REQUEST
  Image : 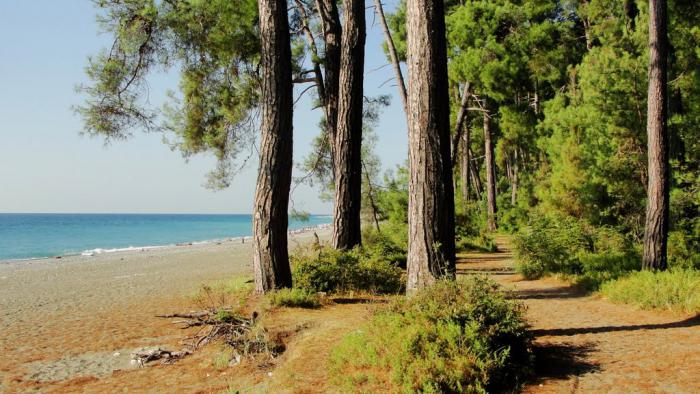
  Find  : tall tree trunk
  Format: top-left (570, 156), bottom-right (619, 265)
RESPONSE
top-left (331, 0), bottom-right (365, 250)
top-left (253, 0), bottom-right (294, 293)
top-left (315, 0), bottom-right (342, 166)
top-left (642, 0), bottom-right (669, 271)
top-left (483, 101), bottom-right (498, 232)
top-left (511, 149), bottom-right (519, 205)
top-left (405, 0), bottom-right (456, 292)
top-left (460, 130), bottom-right (470, 201)
top-left (374, 0), bottom-right (408, 114)
top-left (469, 147), bottom-right (483, 201)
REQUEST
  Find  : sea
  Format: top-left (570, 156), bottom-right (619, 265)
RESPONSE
top-left (0, 213), bottom-right (331, 261)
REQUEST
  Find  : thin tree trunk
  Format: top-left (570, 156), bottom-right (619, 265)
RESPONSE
top-left (253, 0), bottom-right (294, 293)
top-left (374, 0), bottom-right (408, 114)
top-left (642, 0), bottom-right (669, 271)
top-left (451, 82), bottom-right (471, 164)
top-left (511, 149), bottom-right (518, 205)
top-left (483, 100), bottom-right (498, 232)
top-left (469, 147), bottom-right (483, 201)
top-left (315, 0), bottom-right (342, 166)
top-left (460, 130), bottom-right (470, 201)
top-left (405, 0), bottom-right (456, 292)
top-left (332, 0), bottom-right (365, 250)
top-left (362, 161), bottom-right (382, 233)
top-left (294, 0), bottom-right (326, 101)
top-left (581, 0), bottom-right (593, 50)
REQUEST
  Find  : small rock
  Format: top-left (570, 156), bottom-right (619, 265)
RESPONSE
top-left (113, 352), bottom-right (120, 357)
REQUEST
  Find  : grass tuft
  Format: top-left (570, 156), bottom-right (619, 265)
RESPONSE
top-left (267, 288), bottom-right (322, 309)
top-left (600, 269), bottom-right (700, 314)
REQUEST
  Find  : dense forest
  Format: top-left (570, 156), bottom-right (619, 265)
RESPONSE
top-left (77, 0), bottom-right (699, 390)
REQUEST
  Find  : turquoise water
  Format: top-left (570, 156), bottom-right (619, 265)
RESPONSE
top-left (0, 213), bottom-right (331, 261)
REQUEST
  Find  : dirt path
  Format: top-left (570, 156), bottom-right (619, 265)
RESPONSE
top-left (457, 236), bottom-right (700, 394)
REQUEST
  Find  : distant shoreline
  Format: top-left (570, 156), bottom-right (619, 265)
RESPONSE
top-left (0, 222), bottom-right (331, 264)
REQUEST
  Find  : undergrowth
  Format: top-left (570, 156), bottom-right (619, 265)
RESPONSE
top-left (267, 288), bottom-right (322, 309)
top-left (601, 269), bottom-right (700, 314)
top-left (291, 244), bottom-right (405, 294)
top-left (329, 277), bottom-right (533, 393)
top-left (513, 213), bottom-right (639, 289)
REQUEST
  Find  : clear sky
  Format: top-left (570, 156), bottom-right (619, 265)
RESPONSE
top-left (0, 0), bottom-right (408, 214)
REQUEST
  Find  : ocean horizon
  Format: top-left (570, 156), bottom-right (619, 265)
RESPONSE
top-left (0, 213), bottom-right (332, 261)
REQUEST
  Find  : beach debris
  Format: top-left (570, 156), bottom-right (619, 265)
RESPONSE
top-left (130, 347), bottom-right (192, 367)
top-left (154, 309), bottom-right (282, 366)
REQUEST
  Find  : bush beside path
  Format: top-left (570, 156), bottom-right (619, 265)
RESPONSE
top-left (458, 235), bottom-right (700, 393)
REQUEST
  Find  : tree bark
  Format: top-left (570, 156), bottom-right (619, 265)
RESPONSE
top-left (315, 0), bottom-right (342, 165)
top-left (483, 100), bottom-right (498, 232)
top-left (253, 0), bottom-right (294, 293)
top-left (642, 0), bottom-right (669, 271)
top-left (374, 0), bottom-right (408, 114)
top-left (405, 0), bottom-right (456, 292)
top-left (331, 0), bottom-right (365, 250)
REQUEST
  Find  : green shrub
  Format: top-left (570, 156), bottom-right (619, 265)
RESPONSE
top-left (513, 213), bottom-right (639, 286)
top-left (329, 278), bottom-right (533, 393)
top-left (600, 269), bottom-right (700, 313)
top-left (456, 233), bottom-right (498, 253)
top-left (513, 213), bottom-right (592, 279)
top-left (291, 246), bottom-right (405, 294)
top-left (572, 252), bottom-right (639, 290)
top-left (455, 201), bottom-right (483, 239)
top-left (362, 224), bottom-right (408, 268)
top-left (668, 230), bottom-right (700, 270)
top-left (267, 288), bottom-right (321, 309)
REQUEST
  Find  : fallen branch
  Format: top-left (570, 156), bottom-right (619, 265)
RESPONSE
top-left (131, 348), bottom-right (192, 367)
top-left (142, 309), bottom-right (277, 367)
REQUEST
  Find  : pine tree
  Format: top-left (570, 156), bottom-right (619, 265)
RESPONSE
top-left (405, 0), bottom-right (456, 292)
top-left (332, 0), bottom-right (366, 250)
top-left (642, 0), bottom-right (670, 270)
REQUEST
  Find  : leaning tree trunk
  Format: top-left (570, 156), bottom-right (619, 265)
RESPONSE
top-left (374, 0), bottom-right (408, 114)
top-left (252, 0), bottom-right (294, 293)
top-left (642, 0), bottom-right (669, 271)
top-left (405, 0), bottom-right (456, 292)
top-left (483, 100), bottom-right (498, 232)
top-left (315, 0), bottom-right (342, 165)
top-left (331, 0), bottom-right (365, 250)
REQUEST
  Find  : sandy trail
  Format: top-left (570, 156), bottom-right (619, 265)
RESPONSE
top-left (457, 236), bottom-right (700, 394)
top-left (3, 231), bottom-right (698, 393)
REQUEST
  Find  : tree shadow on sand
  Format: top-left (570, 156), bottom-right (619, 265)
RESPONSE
top-left (456, 267), bottom-right (516, 276)
top-left (530, 341), bottom-right (600, 383)
top-left (531, 315), bottom-right (700, 337)
top-left (508, 284), bottom-right (587, 300)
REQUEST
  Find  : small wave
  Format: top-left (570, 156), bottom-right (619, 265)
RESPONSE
top-left (81, 245), bottom-right (169, 256)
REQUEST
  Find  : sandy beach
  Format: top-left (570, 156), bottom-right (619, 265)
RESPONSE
top-left (0, 226), bottom-right (330, 392)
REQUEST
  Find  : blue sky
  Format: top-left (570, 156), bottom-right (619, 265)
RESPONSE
top-left (0, 0), bottom-right (408, 214)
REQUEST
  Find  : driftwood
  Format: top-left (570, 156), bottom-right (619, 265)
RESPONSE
top-left (138, 309), bottom-right (276, 367)
top-left (131, 348), bottom-right (192, 367)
